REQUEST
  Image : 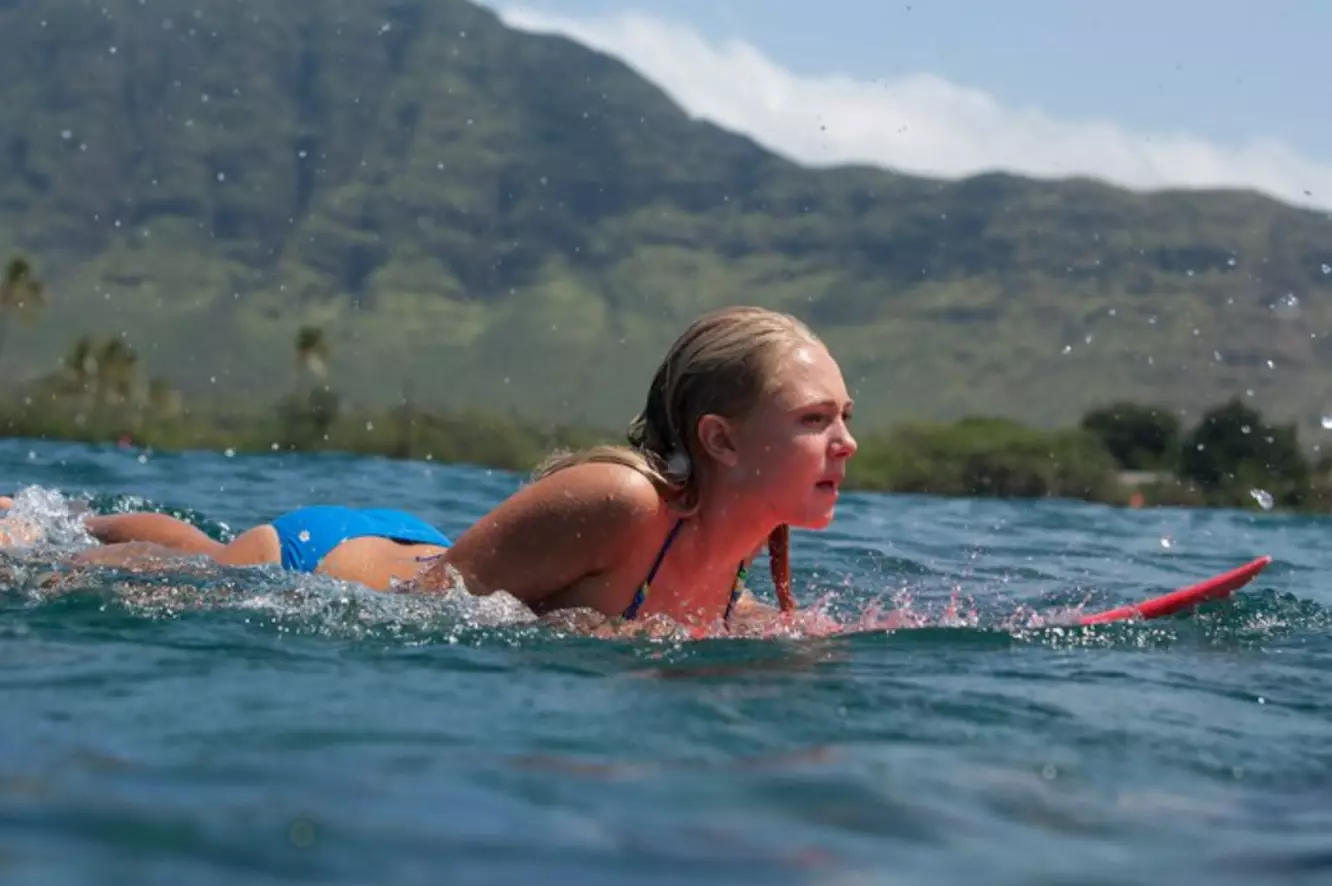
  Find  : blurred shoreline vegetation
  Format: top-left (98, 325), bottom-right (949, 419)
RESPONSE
top-left (3, 0), bottom-right (1329, 515)
top-left (4, 0), bottom-right (1332, 440)
top-left (2, 258), bottom-right (1327, 516)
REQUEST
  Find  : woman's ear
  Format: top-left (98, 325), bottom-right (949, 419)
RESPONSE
top-left (696, 414), bottom-right (739, 467)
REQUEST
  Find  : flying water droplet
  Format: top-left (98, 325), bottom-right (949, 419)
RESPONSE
top-left (1272, 292), bottom-right (1301, 318)
top-left (1249, 489), bottom-right (1274, 511)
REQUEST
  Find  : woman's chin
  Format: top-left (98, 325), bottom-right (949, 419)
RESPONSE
top-left (790, 506), bottom-right (838, 531)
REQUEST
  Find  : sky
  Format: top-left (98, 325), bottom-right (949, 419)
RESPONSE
top-left (483, 0), bottom-right (1332, 211)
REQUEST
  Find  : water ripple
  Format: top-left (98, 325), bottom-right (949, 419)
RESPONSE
top-left (1, 438), bottom-right (1331, 885)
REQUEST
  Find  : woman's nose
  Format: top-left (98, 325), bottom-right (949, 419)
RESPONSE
top-left (833, 423), bottom-right (857, 459)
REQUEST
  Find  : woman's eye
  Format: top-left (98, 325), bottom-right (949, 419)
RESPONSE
top-left (802, 413), bottom-right (829, 426)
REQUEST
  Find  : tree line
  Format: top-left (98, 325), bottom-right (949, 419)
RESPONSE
top-left (1, 252), bottom-right (1327, 512)
top-left (1077, 398), bottom-right (1321, 509)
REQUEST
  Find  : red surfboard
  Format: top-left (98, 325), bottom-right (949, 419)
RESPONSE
top-left (1077, 555), bottom-right (1272, 625)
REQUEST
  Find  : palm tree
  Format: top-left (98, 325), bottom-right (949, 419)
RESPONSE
top-left (147, 377), bottom-right (182, 418)
top-left (64, 335), bottom-right (98, 398)
top-left (75, 337), bottom-right (137, 433)
top-left (282, 325), bottom-right (337, 446)
top-left (294, 325), bottom-right (329, 386)
top-left (0, 256), bottom-right (46, 369)
top-left (96, 338), bottom-right (138, 406)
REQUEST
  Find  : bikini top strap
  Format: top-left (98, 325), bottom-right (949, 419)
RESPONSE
top-left (621, 518), bottom-right (686, 620)
top-left (645, 518), bottom-right (685, 586)
top-left (723, 562), bottom-right (748, 623)
top-left (623, 521), bottom-right (751, 625)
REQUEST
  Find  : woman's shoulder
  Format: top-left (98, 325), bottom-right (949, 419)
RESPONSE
top-left (521, 459), bottom-right (668, 527)
top-left (426, 458), bottom-right (674, 603)
top-left (459, 458), bottom-right (673, 549)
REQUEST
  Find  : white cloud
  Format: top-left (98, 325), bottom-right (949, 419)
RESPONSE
top-left (496, 5), bottom-right (1332, 212)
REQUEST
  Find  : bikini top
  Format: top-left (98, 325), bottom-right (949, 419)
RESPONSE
top-left (620, 518), bottom-right (747, 623)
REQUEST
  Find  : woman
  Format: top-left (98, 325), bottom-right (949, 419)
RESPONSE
top-left (412, 304), bottom-right (856, 629)
top-left (6, 306), bottom-right (858, 631)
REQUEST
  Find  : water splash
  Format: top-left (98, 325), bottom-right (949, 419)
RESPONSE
top-left (1249, 489), bottom-right (1275, 511)
top-left (0, 480), bottom-right (1318, 653)
top-left (1, 486), bottom-right (96, 550)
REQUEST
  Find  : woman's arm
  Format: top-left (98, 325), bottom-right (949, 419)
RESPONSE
top-left (415, 462), bottom-right (666, 608)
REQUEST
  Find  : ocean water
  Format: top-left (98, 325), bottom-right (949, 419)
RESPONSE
top-left (0, 437), bottom-right (1329, 885)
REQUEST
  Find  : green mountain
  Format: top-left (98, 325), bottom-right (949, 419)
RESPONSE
top-left (4, 0), bottom-right (1332, 435)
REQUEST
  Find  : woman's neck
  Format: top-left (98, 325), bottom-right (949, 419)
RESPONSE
top-left (679, 486), bottom-right (774, 574)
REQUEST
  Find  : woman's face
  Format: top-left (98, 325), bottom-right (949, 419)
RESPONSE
top-left (706, 341), bottom-right (858, 529)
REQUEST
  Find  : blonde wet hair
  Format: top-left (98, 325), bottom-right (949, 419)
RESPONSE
top-left (536, 305), bottom-right (821, 502)
top-left (535, 305), bottom-right (820, 611)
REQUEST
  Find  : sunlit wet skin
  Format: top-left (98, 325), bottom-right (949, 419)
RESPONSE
top-left (62, 527), bottom-right (451, 592)
top-left (4, 499), bottom-right (909, 641)
top-left (4, 491), bottom-right (1025, 639)
top-left (0, 502), bottom-right (448, 593)
top-left (313, 535), bottom-right (450, 590)
top-left (5, 502), bottom-right (917, 641)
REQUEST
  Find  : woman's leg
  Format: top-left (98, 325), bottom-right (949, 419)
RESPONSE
top-left (4, 500), bottom-right (282, 571)
top-left (72, 524), bottom-right (281, 569)
top-left (316, 537), bottom-right (449, 591)
top-left (0, 499), bottom-right (226, 554)
top-left (84, 513), bottom-right (226, 555)
top-left (210, 525), bottom-right (282, 566)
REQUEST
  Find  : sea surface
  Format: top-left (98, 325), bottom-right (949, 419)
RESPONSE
top-left (1, 437), bottom-right (1329, 885)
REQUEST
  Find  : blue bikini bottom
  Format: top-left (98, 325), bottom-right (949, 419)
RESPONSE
top-left (269, 506), bottom-right (452, 573)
